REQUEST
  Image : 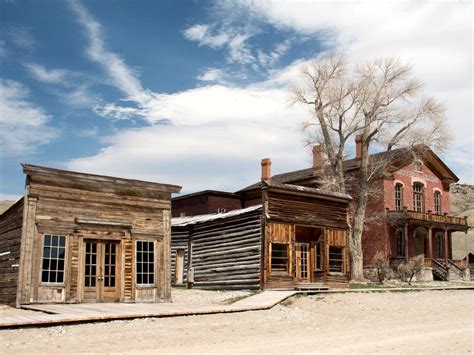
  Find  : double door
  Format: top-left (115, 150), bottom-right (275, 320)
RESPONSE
top-left (83, 240), bottom-right (121, 302)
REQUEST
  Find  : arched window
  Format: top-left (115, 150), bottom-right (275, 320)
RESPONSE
top-left (395, 183), bottom-right (403, 210)
top-left (396, 229), bottom-right (405, 257)
top-left (434, 191), bottom-right (441, 215)
top-left (413, 182), bottom-right (424, 212)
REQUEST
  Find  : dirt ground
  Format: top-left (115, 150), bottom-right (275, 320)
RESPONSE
top-left (1, 290), bottom-right (473, 354)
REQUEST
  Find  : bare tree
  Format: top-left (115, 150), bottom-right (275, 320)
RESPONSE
top-left (291, 53), bottom-right (449, 281)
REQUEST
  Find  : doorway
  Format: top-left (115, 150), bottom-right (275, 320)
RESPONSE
top-left (83, 240), bottom-right (121, 302)
top-left (296, 243), bottom-right (310, 281)
top-left (175, 249), bottom-right (185, 285)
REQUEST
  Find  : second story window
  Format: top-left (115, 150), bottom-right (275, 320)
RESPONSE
top-left (434, 191), bottom-right (441, 214)
top-left (413, 182), bottom-right (424, 212)
top-left (395, 183), bottom-right (403, 210)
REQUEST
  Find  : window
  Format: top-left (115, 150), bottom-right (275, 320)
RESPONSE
top-left (314, 242), bottom-right (323, 270)
top-left (413, 182), bottom-right (424, 212)
top-left (217, 208), bottom-right (226, 213)
top-left (41, 234), bottom-right (66, 284)
top-left (434, 191), bottom-right (441, 215)
top-left (271, 243), bottom-right (288, 272)
top-left (395, 183), bottom-right (403, 210)
top-left (436, 233), bottom-right (443, 259)
top-left (396, 230), bottom-right (405, 257)
top-left (136, 241), bottom-right (155, 285)
top-left (414, 161), bottom-right (422, 171)
top-left (328, 246), bottom-right (344, 273)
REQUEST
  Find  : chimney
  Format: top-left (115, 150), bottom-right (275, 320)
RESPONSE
top-left (312, 144), bottom-right (324, 175)
top-left (355, 134), bottom-right (363, 167)
top-left (261, 158), bottom-right (272, 181)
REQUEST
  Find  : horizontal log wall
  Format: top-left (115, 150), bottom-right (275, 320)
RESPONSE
top-left (171, 210), bottom-right (262, 290)
top-left (0, 199), bottom-right (23, 305)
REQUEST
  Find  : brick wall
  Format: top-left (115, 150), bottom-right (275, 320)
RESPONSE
top-left (384, 162), bottom-right (450, 214)
top-left (172, 194), bottom-right (242, 217)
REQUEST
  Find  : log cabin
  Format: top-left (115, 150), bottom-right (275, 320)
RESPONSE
top-left (0, 164), bottom-right (181, 306)
top-left (171, 160), bottom-right (352, 290)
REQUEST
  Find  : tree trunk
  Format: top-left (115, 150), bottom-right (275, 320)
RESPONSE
top-left (350, 177), bottom-right (369, 281)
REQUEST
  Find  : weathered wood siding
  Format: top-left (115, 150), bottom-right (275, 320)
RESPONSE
top-left (0, 199), bottom-right (24, 305)
top-left (171, 208), bottom-right (262, 290)
top-left (171, 228), bottom-right (190, 285)
top-left (266, 191), bottom-right (348, 229)
top-left (16, 164), bottom-right (180, 305)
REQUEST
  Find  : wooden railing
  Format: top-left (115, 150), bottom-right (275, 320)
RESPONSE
top-left (388, 209), bottom-right (468, 226)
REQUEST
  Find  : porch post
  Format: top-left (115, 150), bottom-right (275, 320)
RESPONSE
top-left (427, 226), bottom-right (433, 259)
top-left (444, 228), bottom-right (449, 265)
top-left (404, 223), bottom-right (409, 263)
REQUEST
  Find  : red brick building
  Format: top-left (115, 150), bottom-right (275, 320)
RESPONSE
top-left (172, 139), bottom-right (469, 280)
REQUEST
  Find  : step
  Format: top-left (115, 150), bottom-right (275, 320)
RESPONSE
top-left (295, 283), bottom-right (329, 291)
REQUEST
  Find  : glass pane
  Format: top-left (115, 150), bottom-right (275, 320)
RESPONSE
top-left (59, 236), bottom-right (65, 247)
top-left (91, 276), bottom-right (96, 287)
top-left (41, 270), bottom-right (49, 283)
top-left (57, 272), bottom-right (64, 283)
top-left (110, 276), bottom-right (115, 287)
top-left (43, 246), bottom-right (51, 259)
top-left (44, 234), bottom-right (51, 246)
top-left (50, 259), bottom-right (57, 271)
top-left (104, 277), bottom-right (109, 287)
top-left (42, 258), bottom-right (50, 271)
top-left (52, 235), bottom-right (58, 247)
top-left (137, 274), bottom-right (142, 284)
top-left (58, 247), bottom-right (65, 260)
top-left (57, 259), bottom-right (64, 272)
top-left (51, 247), bottom-right (58, 259)
top-left (92, 243), bottom-right (97, 253)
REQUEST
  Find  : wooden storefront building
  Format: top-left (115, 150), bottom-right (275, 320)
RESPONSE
top-left (171, 171), bottom-right (352, 290)
top-left (0, 164), bottom-right (181, 306)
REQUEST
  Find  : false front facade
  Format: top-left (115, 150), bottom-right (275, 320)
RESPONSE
top-left (0, 164), bottom-right (181, 306)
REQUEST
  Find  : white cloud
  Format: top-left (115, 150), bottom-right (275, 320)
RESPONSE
top-left (197, 67), bottom-right (226, 82)
top-left (69, 0), bottom-right (153, 105)
top-left (7, 26), bottom-right (36, 49)
top-left (24, 63), bottom-right (69, 84)
top-left (183, 23), bottom-right (255, 65)
top-left (183, 24), bottom-right (230, 48)
top-left (0, 80), bottom-right (57, 157)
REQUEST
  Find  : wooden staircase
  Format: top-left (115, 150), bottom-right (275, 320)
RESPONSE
top-left (295, 282), bottom-right (329, 292)
top-left (431, 259), bottom-right (448, 281)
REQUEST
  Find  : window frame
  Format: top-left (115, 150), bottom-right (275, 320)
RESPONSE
top-left (434, 190), bottom-right (442, 215)
top-left (314, 241), bottom-right (323, 271)
top-left (413, 182), bottom-right (424, 212)
top-left (270, 243), bottom-right (289, 274)
top-left (328, 246), bottom-right (344, 274)
top-left (41, 234), bottom-right (67, 285)
top-left (135, 240), bottom-right (156, 287)
top-left (396, 229), bottom-right (405, 257)
top-left (395, 183), bottom-right (403, 211)
top-left (413, 161), bottom-right (423, 172)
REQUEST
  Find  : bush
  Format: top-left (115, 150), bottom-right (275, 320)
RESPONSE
top-left (372, 251), bottom-right (391, 284)
top-left (397, 255), bottom-right (424, 285)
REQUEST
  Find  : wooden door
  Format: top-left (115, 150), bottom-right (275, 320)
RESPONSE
top-left (175, 249), bottom-right (184, 285)
top-left (83, 240), bottom-right (121, 302)
top-left (296, 243), bottom-right (310, 282)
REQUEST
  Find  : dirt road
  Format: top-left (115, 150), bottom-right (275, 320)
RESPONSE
top-left (1, 290), bottom-right (473, 353)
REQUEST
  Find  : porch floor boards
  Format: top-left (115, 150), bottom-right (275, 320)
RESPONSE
top-left (0, 290), bottom-right (297, 329)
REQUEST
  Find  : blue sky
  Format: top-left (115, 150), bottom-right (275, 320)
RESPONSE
top-left (1, 0), bottom-right (472, 199)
